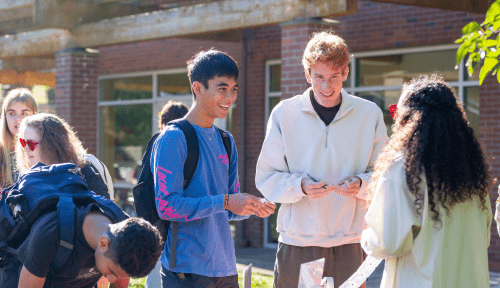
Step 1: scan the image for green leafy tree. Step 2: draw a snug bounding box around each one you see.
[456,0,500,84]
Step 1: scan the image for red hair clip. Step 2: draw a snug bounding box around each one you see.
[389,104,398,119]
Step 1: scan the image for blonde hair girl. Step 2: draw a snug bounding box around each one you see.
[0,88,38,187]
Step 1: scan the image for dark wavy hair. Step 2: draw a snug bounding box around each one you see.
[367,75,490,225]
[106,217,163,278]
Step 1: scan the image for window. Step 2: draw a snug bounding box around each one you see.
[99,70,195,215]
[345,45,479,135]
[265,60,282,126]
[264,60,281,248]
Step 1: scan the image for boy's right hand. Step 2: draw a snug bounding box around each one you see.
[228,194,275,217]
[301,178,332,199]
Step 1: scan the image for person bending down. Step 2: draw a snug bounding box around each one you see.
[17,211,162,288]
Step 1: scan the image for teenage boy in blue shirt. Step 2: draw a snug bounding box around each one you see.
[151,50,276,288]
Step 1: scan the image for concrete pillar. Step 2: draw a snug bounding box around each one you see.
[280,18,338,100]
[55,47,99,155]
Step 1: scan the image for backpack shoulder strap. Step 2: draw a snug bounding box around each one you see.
[137,133,160,183]
[168,119,199,190]
[215,126,232,171]
[52,196,76,270]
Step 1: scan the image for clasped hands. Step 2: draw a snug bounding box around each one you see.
[228,193,276,218]
[301,175,361,199]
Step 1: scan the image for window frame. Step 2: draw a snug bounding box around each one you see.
[263,59,281,249]
[346,44,480,103]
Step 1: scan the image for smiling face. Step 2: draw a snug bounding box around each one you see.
[194,76,238,122]
[6,101,34,137]
[305,62,349,108]
[20,125,42,167]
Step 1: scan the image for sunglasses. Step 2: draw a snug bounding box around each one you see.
[19,138,39,151]
[389,104,398,119]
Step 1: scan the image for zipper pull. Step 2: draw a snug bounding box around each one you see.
[325,127,329,148]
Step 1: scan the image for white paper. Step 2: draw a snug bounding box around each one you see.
[339,256,382,288]
[298,258,325,288]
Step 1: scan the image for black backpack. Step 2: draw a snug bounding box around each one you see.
[80,160,110,200]
[0,162,128,286]
[132,119,231,269]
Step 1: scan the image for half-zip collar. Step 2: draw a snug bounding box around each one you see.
[301,88,355,148]
[301,88,354,124]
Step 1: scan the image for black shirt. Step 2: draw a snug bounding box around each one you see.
[17,204,106,288]
[310,90,342,126]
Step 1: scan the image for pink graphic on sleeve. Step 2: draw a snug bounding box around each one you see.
[218,153,229,165]
[235,175,240,193]
[155,165,189,221]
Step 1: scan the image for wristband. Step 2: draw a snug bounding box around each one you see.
[224,194,229,210]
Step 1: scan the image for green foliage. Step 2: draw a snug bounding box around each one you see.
[237,270,273,288]
[127,271,274,288]
[456,0,500,84]
[128,277,146,288]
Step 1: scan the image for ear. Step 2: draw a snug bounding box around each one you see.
[192,81,203,99]
[97,235,110,253]
[342,66,349,82]
[305,69,312,84]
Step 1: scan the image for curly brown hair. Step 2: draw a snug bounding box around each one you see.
[15,113,86,172]
[366,75,490,225]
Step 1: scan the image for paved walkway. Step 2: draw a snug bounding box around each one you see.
[236,247,500,288]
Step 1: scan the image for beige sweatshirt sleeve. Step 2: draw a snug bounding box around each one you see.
[361,164,421,259]
[255,104,307,204]
[355,108,389,200]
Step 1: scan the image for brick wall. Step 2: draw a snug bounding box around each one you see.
[55,48,99,155]
[240,25,282,247]
[280,20,338,100]
[335,0,484,52]
[97,37,242,76]
[479,75,500,272]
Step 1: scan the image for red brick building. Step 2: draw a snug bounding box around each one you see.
[1,0,500,270]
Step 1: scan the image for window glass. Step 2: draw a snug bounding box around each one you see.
[356,90,402,134]
[100,76,153,101]
[158,73,191,97]
[268,64,281,93]
[464,86,479,136]
[357,50,458,87]
[100,104,152,215]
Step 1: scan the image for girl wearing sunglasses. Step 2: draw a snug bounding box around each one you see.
[15,113,114,201]
[361,75,491,288]
[0,88,38,188]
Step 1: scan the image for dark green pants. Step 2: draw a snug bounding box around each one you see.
[273,242,366,288]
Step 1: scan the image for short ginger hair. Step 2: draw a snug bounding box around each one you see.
[302,31,350,71]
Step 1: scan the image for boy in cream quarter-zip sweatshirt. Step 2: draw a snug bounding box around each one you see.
[255,32,388,288]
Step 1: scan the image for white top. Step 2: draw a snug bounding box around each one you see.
[84,154,115,200]
[361,155,492,288]
[255,88,388,247]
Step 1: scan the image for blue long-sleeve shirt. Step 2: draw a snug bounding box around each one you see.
[151,123,246,277]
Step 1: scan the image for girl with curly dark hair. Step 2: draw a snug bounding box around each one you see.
[360,75,492,288]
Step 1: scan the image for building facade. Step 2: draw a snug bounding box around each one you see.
[1,0,500,270]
